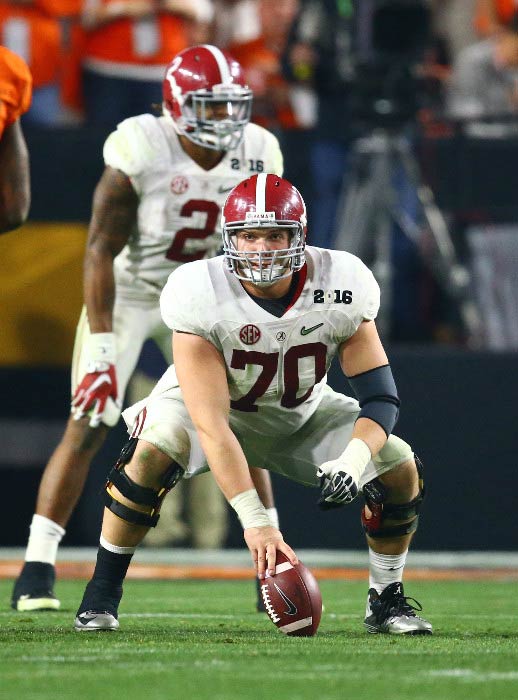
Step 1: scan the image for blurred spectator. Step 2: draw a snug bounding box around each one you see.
[282,0,356,249]
[475,0,518,36]
[81,0,213,128]
[0,44,31,231]
[429,0,477,64]
[0,0,61,125]
[447,17,518,118]
[229,0,300,133]
[211,0,260,48]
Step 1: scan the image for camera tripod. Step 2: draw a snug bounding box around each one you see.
[333,129,481,343]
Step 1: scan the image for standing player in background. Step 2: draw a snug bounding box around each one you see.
[74,174,432,636]
[0,46,31,234]
[12,45,282,611]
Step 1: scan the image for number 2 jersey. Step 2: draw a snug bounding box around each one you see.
[159,246,380,436]
[103,113,283,303]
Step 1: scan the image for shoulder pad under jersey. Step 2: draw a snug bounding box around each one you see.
[103,114,168,177]
[243,122,284,176]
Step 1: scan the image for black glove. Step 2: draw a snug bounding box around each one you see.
[317,469,358,510]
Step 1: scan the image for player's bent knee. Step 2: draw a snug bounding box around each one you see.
[361,454,425,539]
[104,437,184,527]
[375,434,414,469]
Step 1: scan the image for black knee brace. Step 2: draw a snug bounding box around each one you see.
[104,437,184,527]
[361,454,425,539]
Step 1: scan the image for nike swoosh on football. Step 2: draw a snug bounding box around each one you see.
[273,583,298,616]
[218,185,235,194]
[300,323,324,336]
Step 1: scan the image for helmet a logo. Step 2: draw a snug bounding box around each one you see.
[239,325,261,345]
[170,175,189,194]
[165,57,183,102]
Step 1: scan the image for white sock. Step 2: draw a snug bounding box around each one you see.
[25,514,66,565]
[366,548,408,615]
[100,534,136,555]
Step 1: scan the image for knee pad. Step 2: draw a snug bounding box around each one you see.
[361,453,425,539]
[104,437,184,527]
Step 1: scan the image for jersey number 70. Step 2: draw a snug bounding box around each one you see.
[230,343,327,412]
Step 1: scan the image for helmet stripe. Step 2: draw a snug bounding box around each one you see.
[200,44,232,83]
[255,173,268,213]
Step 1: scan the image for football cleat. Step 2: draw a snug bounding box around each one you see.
[364,582,433,635]
[74,578,122,631]
[74,610,119,631]
[11,562,60,611]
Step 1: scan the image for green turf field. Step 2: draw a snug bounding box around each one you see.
[1,578,517,700]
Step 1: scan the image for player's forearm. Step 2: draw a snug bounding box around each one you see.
[250,467,275,509]
[196,426,255,502]
[351,417,387,459]
[83,247,116,332]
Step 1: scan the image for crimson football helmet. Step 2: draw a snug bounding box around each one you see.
[222,174,307,286]
[162,44,252,151]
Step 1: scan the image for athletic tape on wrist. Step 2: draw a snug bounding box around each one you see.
[266,507,279,530]
[87,332,116,365]
[335,438,372,484]
[230,489,272,529]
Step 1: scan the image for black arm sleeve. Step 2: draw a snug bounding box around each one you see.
[348,364,400,437]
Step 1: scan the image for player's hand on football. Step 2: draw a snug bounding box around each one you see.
[71,362,119,428]
[317,459,359,510]
[244,526,298,579]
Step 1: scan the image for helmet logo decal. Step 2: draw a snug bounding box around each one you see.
[245,211,275,223]
[165,57,183,102]
[239,325,261,345]
[170,175,189,195]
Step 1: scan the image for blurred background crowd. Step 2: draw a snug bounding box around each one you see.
[3,0,518,349]
[2,0,518,551]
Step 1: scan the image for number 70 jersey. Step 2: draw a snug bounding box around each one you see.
[160,246,380,436]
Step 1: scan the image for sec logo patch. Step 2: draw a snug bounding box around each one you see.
[239,324,261,345]
[170,175,189,194]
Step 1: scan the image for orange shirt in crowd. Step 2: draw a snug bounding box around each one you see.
[0,1,60,89]
[83,0,189,75]
[230,38,299,130]
[475,0,518,34]
[0,45,32,137]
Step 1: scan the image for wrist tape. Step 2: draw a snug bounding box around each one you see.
[87,332,116,366]
[230,489,272,529]
[334,438,372,485]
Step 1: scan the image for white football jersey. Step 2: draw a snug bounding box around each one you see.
[103,114,283,302]
[160,246,380,436]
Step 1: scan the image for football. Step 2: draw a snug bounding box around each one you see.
[260,551,322,636]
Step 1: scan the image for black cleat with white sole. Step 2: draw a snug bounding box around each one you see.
[364,582,433,635]
[11,562,60,611]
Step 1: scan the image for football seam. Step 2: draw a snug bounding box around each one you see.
[260,583,281,624]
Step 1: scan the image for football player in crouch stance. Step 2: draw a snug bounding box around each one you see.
[74,173,433,635]
[12,45,281,611]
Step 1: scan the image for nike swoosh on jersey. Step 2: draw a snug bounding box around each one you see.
[273,583,298,616]
[218,185,235,194]
[300,323,324,336]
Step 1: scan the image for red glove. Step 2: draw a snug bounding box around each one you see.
[71,332,119,428]
[72,362,119,428]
